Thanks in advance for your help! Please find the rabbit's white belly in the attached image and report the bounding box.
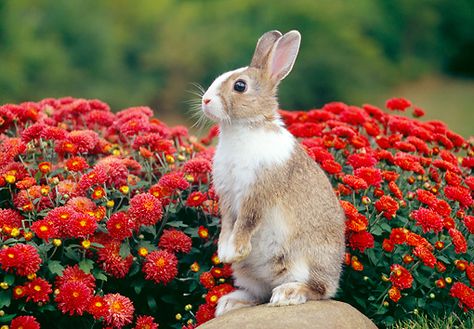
[213,122,295,216]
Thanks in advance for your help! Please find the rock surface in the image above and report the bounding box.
[197,300,377,329]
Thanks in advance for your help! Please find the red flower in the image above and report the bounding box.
[0,244,42,276]
[97,242,133,278]
[347,153,377,169]
[394,152,424,174]
[10,316,40,329]
[288,122,323,138]
[416,189,437,207]
[55,281,93,315]
[450,282,474,310]
[388,181,403,200]
[382,239,395,252]
[205,283,234,306]
[354,167,382,187]
[386,97,411,111]
[374,195,399,219]
[128,193,163,228]
[389,228,407,245]
[411,208,444,233]
[388,286,401,303]
[406,232,431,249]
[158,229,192,254]
[464,215,474,234]
[346,214,368,232]
[186,191,207,207]
[107,212,133,241]
[88,295,109,320]
[104,293,135,328]
[321,160,342,174]
[348,231,374,252]
[143,250,178,285]
[31,219,58,240]
[183,158,212,183]
[0,208,23,234]
[413,246,436,268]
[444,185,473,208]
[55,265,96,291]
[200,271,216,289]
[195,303,216,325]
[25,277,52,303]
[342,175,368,190]
[65,156,89,172]
[390,264,413,290]
[449,228,467,254]
[66,212,98,238]
[412,107,425,117]
[134,315,159,329]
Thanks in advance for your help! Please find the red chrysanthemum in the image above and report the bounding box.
[158,229,192,254]
[0,208,23,234]
[386,97,411,111]
[142,250,178,285]
[382,239,395,252]
[444,185,473,208]
[348,231,374,252]
[342,175,368,190]
[390,264,413,290]
[389,228,408,245]
[388,286,401,303]
[55,281,93,315]
[205,283,234,306]
[107,212,133,241]
[31,219,58,240]
[65,156,89,172]
[88,295,110,320]
[0,244,42,276]
[185,190,206,207]
[320,159,342,174]
[200,271,216,289]
[104,293,135,329]
[450,282,474,310]
[195,303,216,325]
[346,153,377,169]
[55,265,96,291]
[411,208,444,233]
[413,246,436,268]
[406,232,431,249]
[97,242,133,278]
[464,215,474,234]
[133,315,159,329]
[374,195,399,219]
[354,167,382,187]
[128,193,163,228]
[449,228,467,254]
[10,316,40,329]
[388,181,403,200]
[346,214,368,232]
[25,277,52,303]
[65,212,98,238]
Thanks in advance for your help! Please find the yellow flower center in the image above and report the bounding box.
[112,301,123,312]
[72,291,80,298]
[155,257,165,268]
[40,225,48,232]
[34,285,41,292]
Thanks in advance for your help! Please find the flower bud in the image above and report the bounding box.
[175,313,182,320]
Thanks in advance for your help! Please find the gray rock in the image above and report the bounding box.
[197,300,377,329]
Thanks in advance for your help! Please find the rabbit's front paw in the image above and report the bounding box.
[218,234,251,263]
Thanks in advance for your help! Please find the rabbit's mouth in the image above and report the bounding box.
[202,106,224,123]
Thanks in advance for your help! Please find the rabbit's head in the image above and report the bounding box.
[202,30,301,124]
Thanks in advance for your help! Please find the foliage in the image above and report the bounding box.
[0,97,473,328]
[0,0,473,112]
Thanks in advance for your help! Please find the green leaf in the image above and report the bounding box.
[64,246,81,262]
[166,221,189,228]
[147,295,158,311]
[133,280,145,295]
[48,260,65,276]
[91,242,104,249]
[0,313,16,323]
[3,274,15,285]
[119,241,131,258]
[371,225,383,236]
[0,290,11,308]
[78,259,94,274]
[92,269,108,282]
[160,294,176,304]
[141,226,157,238]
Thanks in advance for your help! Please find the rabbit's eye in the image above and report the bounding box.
[233,80,247,93]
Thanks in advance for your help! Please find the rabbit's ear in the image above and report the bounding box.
[267,30,301,82]
[250,30,282,69]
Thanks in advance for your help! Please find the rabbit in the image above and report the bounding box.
[201,30,346,317]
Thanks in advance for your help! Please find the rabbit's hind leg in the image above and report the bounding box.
[215,289,258,316]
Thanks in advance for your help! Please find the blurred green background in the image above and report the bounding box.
[0,0,473,136]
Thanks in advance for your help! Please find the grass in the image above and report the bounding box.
[391,312,474,329]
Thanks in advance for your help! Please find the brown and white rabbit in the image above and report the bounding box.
[201,30,345,316]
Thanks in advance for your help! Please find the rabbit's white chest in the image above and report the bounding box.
[213,123,295,216]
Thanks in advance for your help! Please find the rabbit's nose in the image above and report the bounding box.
[203,98,211,105]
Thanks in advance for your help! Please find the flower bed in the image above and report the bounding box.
[0,97,472,328]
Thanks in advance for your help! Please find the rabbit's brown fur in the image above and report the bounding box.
[201,30,345,316]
